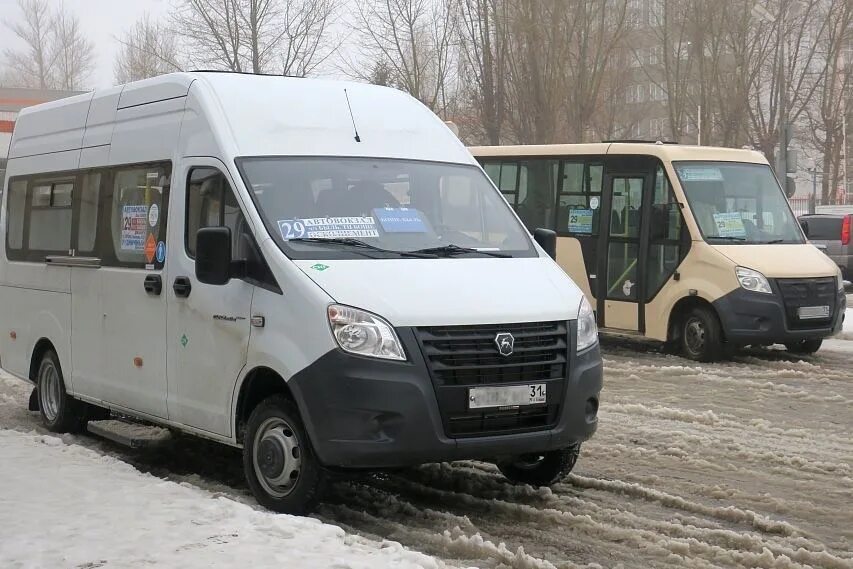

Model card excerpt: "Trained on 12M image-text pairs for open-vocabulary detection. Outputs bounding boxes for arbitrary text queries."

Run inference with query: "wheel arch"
[666,296,725,343]
[233,366,299,445]
[29,337,58,382]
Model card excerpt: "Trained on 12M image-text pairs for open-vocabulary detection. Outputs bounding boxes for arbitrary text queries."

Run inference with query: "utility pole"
[777,1,789,187]
[844,112,849,205]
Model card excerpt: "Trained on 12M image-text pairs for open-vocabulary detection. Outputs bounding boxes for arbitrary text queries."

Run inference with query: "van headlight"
[328,305,406,361]
[577,297,598,352]
[837,270,845,291]
[736,267,772,294]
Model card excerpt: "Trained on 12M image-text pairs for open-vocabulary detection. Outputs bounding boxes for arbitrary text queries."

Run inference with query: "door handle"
[143,274,163,296]
[173,276,192,298]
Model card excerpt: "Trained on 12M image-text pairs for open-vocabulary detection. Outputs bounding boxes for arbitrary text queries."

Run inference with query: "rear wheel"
[36,350,88,433]
[243,395,325,514]
[680,306,726,362]
[498,444,580,487]
[785,339,823,355]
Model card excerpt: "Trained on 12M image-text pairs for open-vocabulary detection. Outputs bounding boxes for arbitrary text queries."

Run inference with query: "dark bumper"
[712,286,846,345]
[287,328,603,469]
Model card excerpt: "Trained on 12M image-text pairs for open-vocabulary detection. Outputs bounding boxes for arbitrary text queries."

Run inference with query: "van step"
[87,419,172,449]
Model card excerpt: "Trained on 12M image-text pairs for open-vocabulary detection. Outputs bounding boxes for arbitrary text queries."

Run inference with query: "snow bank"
[0,429,444,569]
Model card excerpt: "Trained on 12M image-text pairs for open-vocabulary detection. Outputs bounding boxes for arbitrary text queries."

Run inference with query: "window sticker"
[712,212,747,237]
[589,196,600,210]
[120,205,148,251]
[144,234,157,263]
[277,217,379,240]
[156,241,167,264]
[373,208,429,233]
[677,166,724,181]
[148,203,160,228]
[568,208,594,234]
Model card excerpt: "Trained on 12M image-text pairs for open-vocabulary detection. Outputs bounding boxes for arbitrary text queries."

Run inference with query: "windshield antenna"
[343,89,362,143]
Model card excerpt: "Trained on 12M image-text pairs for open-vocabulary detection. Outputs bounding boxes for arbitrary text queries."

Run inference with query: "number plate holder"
[468,384,547,410]
[798,305,830,320]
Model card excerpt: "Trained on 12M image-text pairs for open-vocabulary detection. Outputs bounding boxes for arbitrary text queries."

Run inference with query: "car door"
[166,159,253,436]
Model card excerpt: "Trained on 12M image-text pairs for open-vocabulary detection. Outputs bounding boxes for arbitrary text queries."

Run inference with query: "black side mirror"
[799,219,810,238]
[533,228,557,260]
[196,226,232,285]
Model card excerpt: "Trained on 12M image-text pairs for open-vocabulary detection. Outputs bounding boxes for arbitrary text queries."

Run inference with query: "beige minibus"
[470,143,846,361]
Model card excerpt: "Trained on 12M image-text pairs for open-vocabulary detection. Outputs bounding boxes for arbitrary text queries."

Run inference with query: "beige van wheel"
[680,306,726,362]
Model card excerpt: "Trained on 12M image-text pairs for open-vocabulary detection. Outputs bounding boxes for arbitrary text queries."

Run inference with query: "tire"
[785,339,823,355]
[242,395,325,515]
[498,444,580,487]
[35,349,89,433]
[680,306,726,362]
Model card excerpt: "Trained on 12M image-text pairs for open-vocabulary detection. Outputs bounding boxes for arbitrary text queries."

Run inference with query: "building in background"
[1,87,85,184]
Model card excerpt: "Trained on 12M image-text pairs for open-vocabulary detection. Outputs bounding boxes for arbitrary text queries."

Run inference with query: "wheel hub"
[253,418,302,498]
[685,319,705,353]
[39,362,60,422]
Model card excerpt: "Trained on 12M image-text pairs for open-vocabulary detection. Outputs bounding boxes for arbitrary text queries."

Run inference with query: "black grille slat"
[776,277,837,330]
[414,320,570,439]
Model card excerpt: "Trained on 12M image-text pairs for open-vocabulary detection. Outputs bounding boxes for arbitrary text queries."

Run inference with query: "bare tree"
[3,0,94,90]
[349,0,457,114]
[171,0,338,76]
[115,15,181,84]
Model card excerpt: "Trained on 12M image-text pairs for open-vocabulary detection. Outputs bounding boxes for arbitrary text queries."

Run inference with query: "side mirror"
[196,226,232,285]
[533,228,557,260]
[799,219,810,238]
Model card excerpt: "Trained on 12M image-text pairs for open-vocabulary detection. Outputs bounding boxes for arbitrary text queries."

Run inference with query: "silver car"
[799,213,853,279]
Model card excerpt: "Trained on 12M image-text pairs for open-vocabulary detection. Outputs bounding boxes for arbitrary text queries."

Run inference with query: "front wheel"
[243,395,325,514]
[785,339,823,355]
[498,444,580,487]
[680,306,726,362]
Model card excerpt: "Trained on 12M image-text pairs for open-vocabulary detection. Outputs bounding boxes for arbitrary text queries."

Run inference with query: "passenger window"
[28,178,74,252]
[109,165,169,267]
[78,173,101,254]
[186,167,248,261]
[516,159,558,230]
[646,166,689,300]
[557,161,603,236]
[498,162,519,205]
[6,180,26,251]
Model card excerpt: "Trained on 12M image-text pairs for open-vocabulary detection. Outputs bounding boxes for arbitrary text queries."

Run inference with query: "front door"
[598,158,652,332]
[166,159,253,436]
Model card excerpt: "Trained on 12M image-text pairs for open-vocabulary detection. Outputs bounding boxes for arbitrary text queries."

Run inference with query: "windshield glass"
[674,161,804,245]
[237,157,535,259]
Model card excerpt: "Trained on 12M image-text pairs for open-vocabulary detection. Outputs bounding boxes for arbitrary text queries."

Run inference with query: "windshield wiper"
[708,236,746,242]
[288,237,437,258]
[763,239,786,244]
[412,244,510,258]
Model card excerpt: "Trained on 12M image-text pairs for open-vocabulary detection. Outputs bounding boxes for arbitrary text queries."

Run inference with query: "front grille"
[417,321,569,386]
[415,321,569,438]
[777,277,837,329]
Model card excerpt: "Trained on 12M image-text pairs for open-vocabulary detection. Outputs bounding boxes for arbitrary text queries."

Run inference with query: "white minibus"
[470,143,846,361]
[0,73,602,514]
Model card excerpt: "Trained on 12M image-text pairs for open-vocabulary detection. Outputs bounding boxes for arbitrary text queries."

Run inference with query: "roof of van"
[9,72,473,166]
[468,143,768,164]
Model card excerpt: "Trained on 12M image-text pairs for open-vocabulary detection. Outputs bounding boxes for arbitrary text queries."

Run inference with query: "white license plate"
[798,306,830,319]
[468,384,547,410]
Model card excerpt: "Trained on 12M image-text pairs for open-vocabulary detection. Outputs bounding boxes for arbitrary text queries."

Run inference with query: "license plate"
[798,305,830,319]
[468,384,547,410]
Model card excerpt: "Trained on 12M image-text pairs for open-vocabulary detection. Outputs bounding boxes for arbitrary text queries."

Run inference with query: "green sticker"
[311,263,330,272]
[180,334,189,347]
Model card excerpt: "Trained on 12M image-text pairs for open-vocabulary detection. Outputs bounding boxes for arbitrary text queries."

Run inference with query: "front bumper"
[713,285,846,345]
[287,326,603,469]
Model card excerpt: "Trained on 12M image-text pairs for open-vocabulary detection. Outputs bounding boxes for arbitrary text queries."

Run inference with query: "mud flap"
[28,388,39,411]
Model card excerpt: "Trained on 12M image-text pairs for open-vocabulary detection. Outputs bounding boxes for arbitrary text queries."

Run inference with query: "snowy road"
[1,338,851,568]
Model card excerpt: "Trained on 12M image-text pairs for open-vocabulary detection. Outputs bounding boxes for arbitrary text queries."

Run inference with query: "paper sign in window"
[278,216,379,240]
[712,212,746,237]
[373,208,428,233]
[678,167,724,181]
[121,205,148,251]
[568,209,594,234]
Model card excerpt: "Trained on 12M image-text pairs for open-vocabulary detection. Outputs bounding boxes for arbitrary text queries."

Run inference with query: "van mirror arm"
[230,260,248,279]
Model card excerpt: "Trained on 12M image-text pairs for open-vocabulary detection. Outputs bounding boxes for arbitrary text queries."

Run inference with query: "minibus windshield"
[237,157,536,259]
[674,161,804,245]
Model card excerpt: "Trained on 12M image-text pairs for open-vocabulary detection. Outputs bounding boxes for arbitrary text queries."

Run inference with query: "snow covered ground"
[1,332,851,568]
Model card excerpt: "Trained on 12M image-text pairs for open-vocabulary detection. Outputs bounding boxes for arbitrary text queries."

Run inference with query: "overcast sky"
[0,0,234,89]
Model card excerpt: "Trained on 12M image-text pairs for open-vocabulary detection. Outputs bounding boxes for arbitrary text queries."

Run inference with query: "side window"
[186,167,248,261]
[78,173,101,254]
[6,179,26,253]
[517,159,558,230]
[647,165,689,300]
[557,161,603,236]
[28,179,74,252]
[108,164,170,268]
[498,162,519,205]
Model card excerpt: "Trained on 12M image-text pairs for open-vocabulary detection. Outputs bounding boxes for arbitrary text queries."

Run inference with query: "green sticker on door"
[310,263,330,272]
[180,334,189,347]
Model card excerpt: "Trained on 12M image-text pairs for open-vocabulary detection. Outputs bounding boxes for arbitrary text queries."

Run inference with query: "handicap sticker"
[568,209,594,234]
[372,208,429,233]
[156,241,166,263]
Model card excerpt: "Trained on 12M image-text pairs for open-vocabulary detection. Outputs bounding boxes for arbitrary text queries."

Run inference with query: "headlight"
[577,296,598,352]
[736,266,772,294]
[327,305,405,361]
[837,270,845,292]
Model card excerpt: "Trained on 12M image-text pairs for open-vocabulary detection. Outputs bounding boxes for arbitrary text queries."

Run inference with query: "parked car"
[799,213,853,279]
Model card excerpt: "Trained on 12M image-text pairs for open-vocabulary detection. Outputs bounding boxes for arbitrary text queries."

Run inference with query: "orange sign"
[145,234,157,264]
